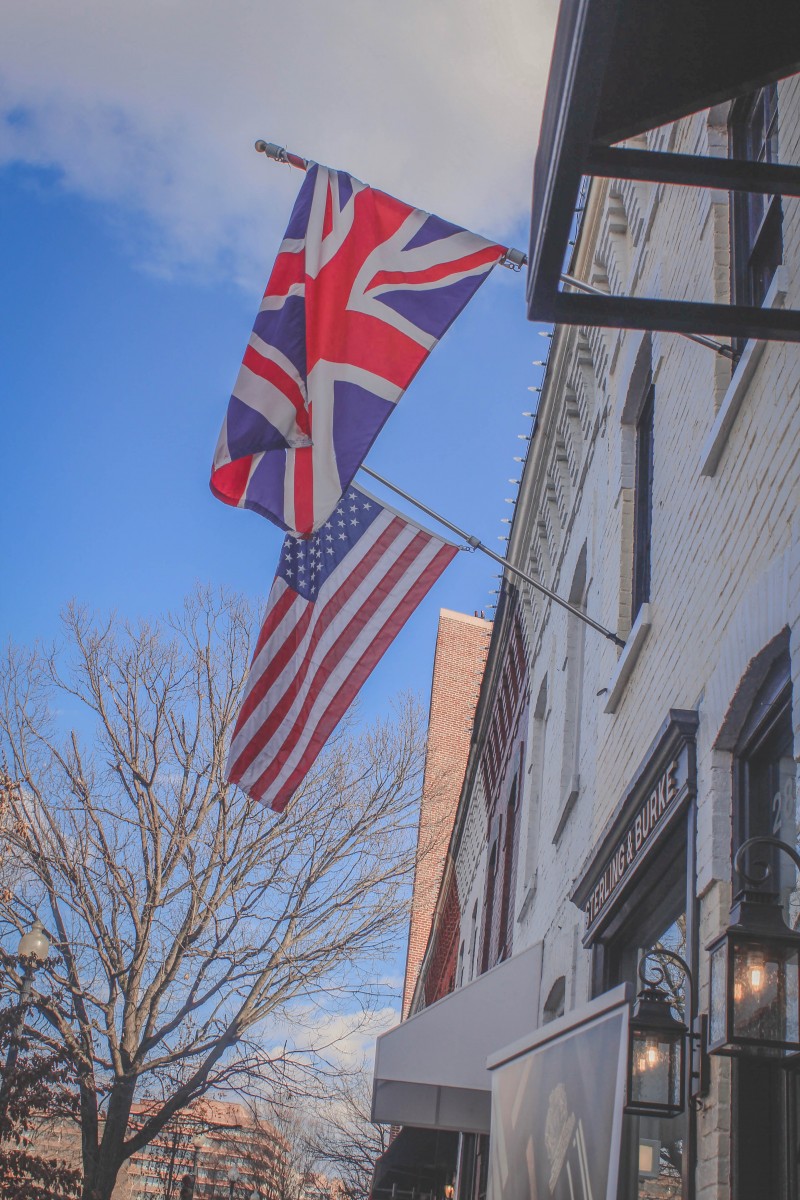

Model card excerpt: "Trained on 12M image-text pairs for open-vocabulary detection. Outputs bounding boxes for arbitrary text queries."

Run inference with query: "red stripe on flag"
[367,245,502,292]
[210,455,255,506]
[263,249,305,298]
[291,445,316,539]
[242,344,309,435]
[261,542,457,810]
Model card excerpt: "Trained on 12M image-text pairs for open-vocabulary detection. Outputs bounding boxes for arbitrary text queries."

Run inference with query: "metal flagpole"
[359,464,626,648]
[254,139,526,272]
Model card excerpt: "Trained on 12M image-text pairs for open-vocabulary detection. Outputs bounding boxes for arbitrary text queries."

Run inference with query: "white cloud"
[0,0,557,288]
[266,1004,399,1072]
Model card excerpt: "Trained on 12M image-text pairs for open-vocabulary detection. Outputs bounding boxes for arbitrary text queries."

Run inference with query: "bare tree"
[0,588,424,1200]
[309,1066,388,1200]
[244,1099,319,1200]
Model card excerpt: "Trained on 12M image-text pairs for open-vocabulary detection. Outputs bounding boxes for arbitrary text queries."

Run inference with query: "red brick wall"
[423,868,461,1007]
[402,609,492,1017]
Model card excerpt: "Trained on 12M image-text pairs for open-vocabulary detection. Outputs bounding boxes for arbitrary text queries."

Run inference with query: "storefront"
[571,712,699,1200]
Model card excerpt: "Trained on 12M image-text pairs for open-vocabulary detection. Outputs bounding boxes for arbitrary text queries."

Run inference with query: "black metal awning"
[527,0,800,341]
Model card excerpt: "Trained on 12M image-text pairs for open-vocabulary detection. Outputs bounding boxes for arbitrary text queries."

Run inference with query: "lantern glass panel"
[709,939,728,1047]
[629,1027,682,1112]
[732,937,800,1047]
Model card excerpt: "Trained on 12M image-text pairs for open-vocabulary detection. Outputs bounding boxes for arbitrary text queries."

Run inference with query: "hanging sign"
[572,712,698,941]
[487,985,630,1200]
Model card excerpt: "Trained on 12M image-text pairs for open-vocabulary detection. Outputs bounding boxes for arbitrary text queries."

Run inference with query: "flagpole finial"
[253,139,309,171]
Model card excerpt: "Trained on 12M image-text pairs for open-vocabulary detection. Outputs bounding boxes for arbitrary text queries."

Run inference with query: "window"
[557,548,587,838]
[497,779,518,961]
[480,842,498,975]
[542,976,566,1024]
[521,678,548,905]
[732,655,797,1200]
[468,900,479,981]
[730,86,782,316]
[632,380,654,622]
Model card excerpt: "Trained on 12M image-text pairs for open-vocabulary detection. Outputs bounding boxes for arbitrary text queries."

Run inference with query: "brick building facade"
[374,19,800,1200]
[402,609,492,1017]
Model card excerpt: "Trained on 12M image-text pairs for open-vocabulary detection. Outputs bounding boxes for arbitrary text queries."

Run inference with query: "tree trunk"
[83,1076,136,1200]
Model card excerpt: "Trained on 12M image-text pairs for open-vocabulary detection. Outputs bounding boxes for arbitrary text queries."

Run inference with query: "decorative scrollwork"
[734,835,800,890]
[637,946,693,996]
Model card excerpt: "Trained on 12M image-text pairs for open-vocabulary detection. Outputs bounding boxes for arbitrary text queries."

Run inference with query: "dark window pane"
[730,85,783,321]
[632,382,654,622]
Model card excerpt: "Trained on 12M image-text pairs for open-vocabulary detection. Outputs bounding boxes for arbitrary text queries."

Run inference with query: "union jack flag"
[211,164,503,537]
[227,486,457,811]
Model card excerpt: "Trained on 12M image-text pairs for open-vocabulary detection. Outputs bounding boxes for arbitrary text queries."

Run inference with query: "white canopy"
[371,942,543,1133]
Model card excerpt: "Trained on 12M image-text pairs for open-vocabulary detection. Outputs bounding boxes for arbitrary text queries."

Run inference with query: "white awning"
[371,942,542,1133]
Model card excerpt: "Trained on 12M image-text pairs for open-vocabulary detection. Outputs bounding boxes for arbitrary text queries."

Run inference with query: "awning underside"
[371,943,542,1134]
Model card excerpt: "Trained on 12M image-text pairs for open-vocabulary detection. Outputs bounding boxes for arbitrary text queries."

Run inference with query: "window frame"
[631,378,655,623]
[729,85,783,324]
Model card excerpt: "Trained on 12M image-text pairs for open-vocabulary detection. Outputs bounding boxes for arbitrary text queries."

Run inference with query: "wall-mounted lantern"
[707,836,800,1057]
[626,949,689,1118]
[625,947,708,1118]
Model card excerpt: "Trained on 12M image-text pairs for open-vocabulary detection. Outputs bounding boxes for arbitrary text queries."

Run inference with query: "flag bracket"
[500,247,527,272]
[360,465,626,649]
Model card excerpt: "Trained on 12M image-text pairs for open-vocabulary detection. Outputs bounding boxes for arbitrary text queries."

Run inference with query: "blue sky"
[1,0,557,723]
[0,0,560,1060]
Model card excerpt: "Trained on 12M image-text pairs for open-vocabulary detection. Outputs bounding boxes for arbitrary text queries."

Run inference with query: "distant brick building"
[402,609,492,1017]
[31,1098,286,1199]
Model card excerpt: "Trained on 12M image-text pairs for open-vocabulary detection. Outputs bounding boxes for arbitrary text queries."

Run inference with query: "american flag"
[227,486,457,812]
[211,163,503,537]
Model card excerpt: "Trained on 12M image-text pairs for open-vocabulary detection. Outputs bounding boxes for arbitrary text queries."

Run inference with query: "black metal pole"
[0,965,34,1125]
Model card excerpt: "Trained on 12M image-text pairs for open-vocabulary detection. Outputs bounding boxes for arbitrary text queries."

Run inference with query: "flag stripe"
[264,249,305,299]
[226,488,458,811]
[367,245,505,291]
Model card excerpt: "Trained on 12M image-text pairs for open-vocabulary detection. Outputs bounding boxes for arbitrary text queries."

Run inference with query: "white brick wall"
[444,77,800,1200]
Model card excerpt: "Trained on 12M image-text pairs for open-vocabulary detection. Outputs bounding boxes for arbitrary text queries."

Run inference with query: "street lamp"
[183,1133,207,1200]
[0,917,51,1120]
[228,1164,241,1199]
[708,835,800,1056]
